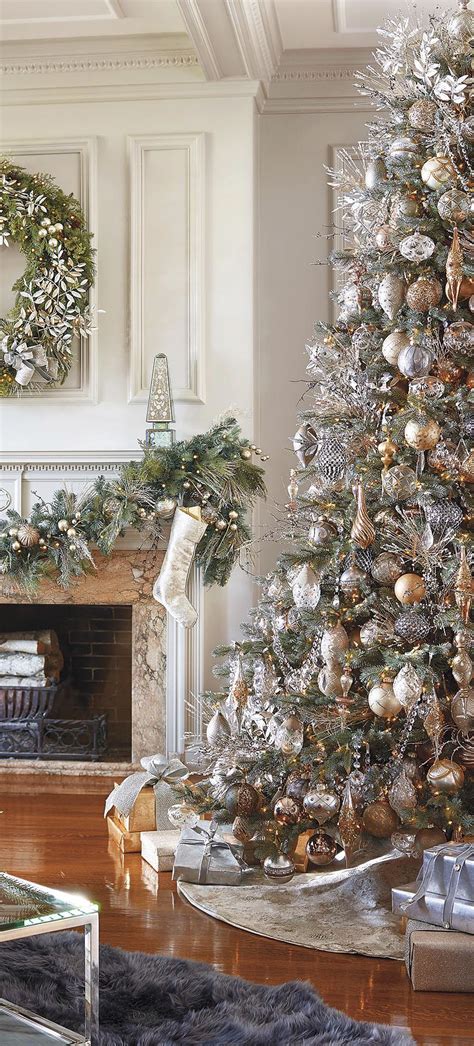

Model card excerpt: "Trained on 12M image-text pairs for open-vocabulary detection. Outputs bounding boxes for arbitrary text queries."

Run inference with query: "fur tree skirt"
[0,932,413,1045]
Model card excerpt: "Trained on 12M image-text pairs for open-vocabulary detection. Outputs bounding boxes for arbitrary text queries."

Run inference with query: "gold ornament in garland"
[0,158,95,395]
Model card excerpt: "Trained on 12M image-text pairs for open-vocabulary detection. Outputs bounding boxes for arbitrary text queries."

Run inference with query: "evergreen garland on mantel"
[0,418,266,594]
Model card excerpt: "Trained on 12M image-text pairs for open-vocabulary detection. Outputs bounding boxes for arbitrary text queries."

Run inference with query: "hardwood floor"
[0,773,472,1045]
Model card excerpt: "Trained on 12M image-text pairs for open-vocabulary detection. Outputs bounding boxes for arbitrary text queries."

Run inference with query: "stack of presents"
[392,842,474,992]
[105,754,251,885]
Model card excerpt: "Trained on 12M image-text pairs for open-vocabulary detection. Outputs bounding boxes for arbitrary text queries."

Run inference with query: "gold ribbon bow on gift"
[2,337,59,386]
[104,753,189,821]
[180,821,249,884]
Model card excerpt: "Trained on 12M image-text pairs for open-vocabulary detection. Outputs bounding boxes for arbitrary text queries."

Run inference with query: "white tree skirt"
[178,849,420,960]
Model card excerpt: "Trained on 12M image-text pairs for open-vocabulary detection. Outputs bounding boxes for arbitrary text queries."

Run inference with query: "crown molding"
[1,78,263,107]
[224,0,282,82]
[0,34,199,77]
[175,0,222,80]
[0,49,199,76]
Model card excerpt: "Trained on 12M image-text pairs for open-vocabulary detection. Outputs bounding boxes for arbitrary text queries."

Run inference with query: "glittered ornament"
[426,501,463,533]
[461,116,474,143]
[372,552,404,585]
[365,156,387,188]
[378,274,405,319]
[343,283,372,312]
[263,852,295,883]
[274,796,301,825]
[383,464,417,501]
[451,689,474,733]
[225,783,260,818]
[350,481,375,549]
[291,564,321,610]
[382,330,410,366]
[352,323,381,354]
[426,758,465,795]
[206,709,231,745]
[454,546,472,624]
[404,417,440,451]
[368,682,402,719]
[388,137,419,161]
[421,155,455,190]
[409,375,445,400]
[446,227,464,310]
[394,610,431,644]
[399,232,435,262]
[305,831,338,866]
[392,194,421,218]
[360,619,387,648]
[17,523,40,547]
[394,572,427,606]
[406,276,443,312]
[408,99,437,132]
[443,321,474,355]
[393,664,423,708]
[363,800,399,839]
[308,518,337,545]
[155,497,177,519]
[232,816,252,842]
[303,787,340,825]
[451,649,473,687]
[438,189,470,223]
[320,623,349,661]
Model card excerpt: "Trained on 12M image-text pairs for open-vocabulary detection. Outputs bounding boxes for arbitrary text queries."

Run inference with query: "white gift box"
[141,830,181,872]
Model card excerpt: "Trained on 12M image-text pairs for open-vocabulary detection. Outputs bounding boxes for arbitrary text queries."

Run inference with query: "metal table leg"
[84,913,99,1045]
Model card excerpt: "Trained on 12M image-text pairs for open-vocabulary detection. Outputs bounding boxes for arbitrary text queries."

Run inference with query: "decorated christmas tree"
[182,4,474,880]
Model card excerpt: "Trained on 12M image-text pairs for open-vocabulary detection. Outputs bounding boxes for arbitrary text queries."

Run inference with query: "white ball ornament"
[421,156,455,190]
[382,330,410,366]
[368,682,402,719]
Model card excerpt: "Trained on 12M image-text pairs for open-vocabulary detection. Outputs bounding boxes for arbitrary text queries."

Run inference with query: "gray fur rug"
[0,932,413,1045]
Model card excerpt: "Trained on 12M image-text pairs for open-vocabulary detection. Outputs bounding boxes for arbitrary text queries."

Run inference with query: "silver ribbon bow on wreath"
[400,843,474,929]
[104,753,189,824]
[181,821,249,884]
[1,337,58,386]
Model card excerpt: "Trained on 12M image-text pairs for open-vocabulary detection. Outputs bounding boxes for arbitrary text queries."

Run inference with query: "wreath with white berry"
[0,157,95,396]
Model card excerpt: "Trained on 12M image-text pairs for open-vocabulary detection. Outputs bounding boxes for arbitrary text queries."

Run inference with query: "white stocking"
[153,506,207,628]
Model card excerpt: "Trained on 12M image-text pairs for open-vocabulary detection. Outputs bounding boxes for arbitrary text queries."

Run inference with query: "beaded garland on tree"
[178,6,474,879]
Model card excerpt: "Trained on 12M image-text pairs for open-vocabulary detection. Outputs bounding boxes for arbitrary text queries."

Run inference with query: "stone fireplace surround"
[0,550,167,774]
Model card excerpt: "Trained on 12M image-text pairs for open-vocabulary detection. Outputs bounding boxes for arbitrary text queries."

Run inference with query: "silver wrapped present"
[420,842,473,902]
[392,865,474,936]
[173,821,249,885]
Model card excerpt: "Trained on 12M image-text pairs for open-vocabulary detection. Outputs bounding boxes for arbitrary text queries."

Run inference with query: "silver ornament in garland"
[394,611,431,644]
[409,375,445,400]
[263,852,295,883]
[399,233,435,262]
[437,189,470,223]
[425,501,463,533]
[155,497,177,519]
[397,342,433,378]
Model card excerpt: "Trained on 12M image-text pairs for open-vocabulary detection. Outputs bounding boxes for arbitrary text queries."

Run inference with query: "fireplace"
[0,550,168,772]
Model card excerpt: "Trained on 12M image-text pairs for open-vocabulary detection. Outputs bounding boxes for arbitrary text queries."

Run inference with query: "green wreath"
[0,157,95,396]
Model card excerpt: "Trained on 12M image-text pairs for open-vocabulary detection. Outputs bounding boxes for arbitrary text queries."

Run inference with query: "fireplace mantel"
[0,549,171,774]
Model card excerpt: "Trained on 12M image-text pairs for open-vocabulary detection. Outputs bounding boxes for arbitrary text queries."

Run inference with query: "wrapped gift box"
[392,880,474,935]
[107,813,141,853]
[173,821,248,885]
[420,842,473,902]
[141,830,181,872]
[405,918,474,992]
[113,780,156,834]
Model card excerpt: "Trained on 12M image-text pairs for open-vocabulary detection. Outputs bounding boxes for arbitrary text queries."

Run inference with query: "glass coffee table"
[0,872,99,1044]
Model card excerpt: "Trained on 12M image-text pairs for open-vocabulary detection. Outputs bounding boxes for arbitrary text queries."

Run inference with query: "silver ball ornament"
[263,853,295,884]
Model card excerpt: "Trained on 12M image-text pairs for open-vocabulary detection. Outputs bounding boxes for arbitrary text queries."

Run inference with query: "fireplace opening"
[0,605,132,761]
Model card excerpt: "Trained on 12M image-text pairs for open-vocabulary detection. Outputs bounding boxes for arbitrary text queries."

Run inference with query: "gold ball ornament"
[414,827,447,853]
[421,156,456,190]
[17,523,40,547]
[406,276,443,312]
[11,540,21,552]
[57,519,69,533]
[408,99,437,133]
[404,418,441,451]
[427,759,465,795]
[362,800,400,839]
[305,831,338,866]
[394,572,427,606]
[368,682,403,719]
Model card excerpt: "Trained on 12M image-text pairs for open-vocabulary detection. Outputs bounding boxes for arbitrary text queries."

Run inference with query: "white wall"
[257,108,368,576]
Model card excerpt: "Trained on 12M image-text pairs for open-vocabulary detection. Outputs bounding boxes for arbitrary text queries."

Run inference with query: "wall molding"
[176,0,222,80]
[225,0,282,82]
[0,50,199,76]
[1,136,99,404]
[128,132,206,406]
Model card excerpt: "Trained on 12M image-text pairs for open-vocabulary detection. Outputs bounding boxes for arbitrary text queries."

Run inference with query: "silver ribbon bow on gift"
[181,821,249,884]
[2,337,58,386]
[104,753,189,820]
[401,843,474,929]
